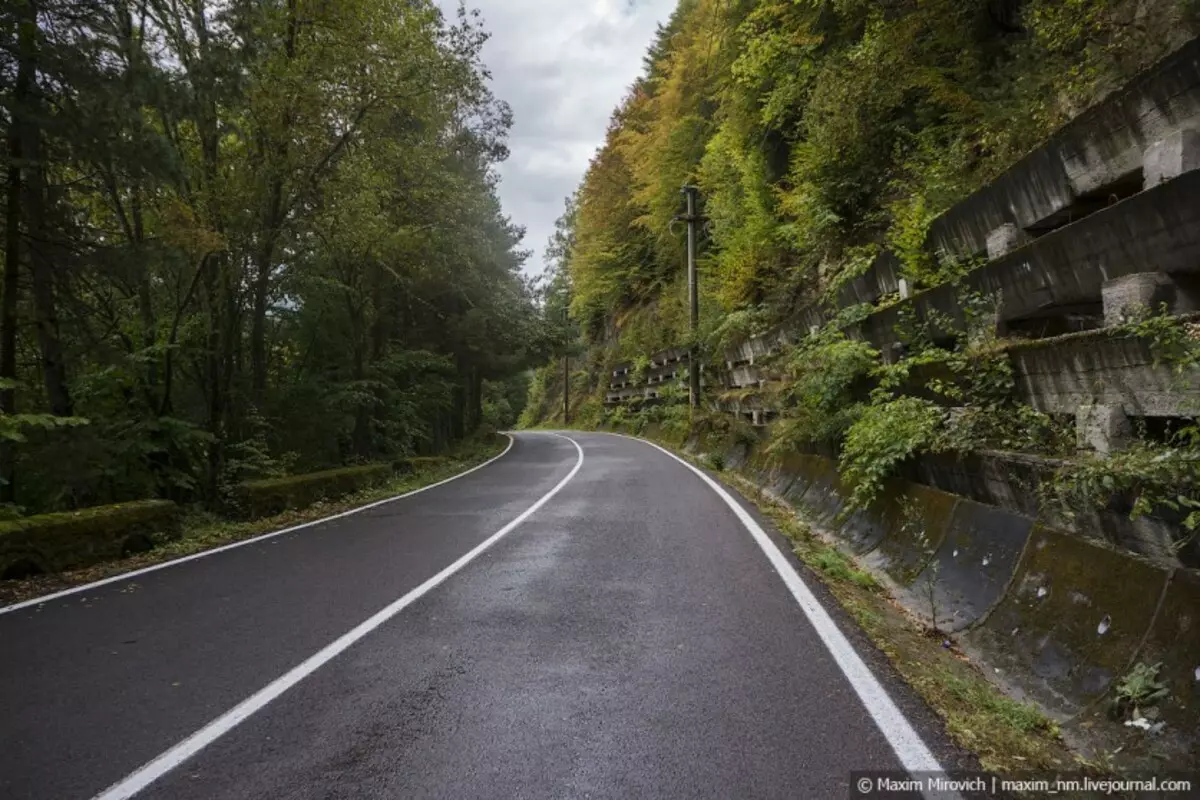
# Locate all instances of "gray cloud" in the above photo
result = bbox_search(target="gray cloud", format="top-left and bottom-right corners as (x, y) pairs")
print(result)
(436, 0), (675, 276)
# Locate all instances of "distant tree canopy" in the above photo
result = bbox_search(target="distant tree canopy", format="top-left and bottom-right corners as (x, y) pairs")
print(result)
(0, 0), (556, 514)
(550, 0), (1198, 355)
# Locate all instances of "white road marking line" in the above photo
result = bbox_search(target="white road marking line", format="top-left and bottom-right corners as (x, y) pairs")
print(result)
(600, 431), (958, 800)
(91, 432), (584, 800)
(1, 434), (518, 616)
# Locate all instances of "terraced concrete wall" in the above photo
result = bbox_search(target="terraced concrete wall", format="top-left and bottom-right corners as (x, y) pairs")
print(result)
(671, 429), (1199, 762)
(739, 40), (1200, 374)
(851, 171), (1200, 356)
(928, 38), (1200, 258)
(605, 347), (693, 405)
(1008, 323), (1200, 418)
(671, 40), (1200, 767)
(899, 450), (1197, 567)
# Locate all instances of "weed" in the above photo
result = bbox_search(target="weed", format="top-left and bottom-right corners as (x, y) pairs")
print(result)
(811, 547), (878, 590)
(936, 668), (1058, 735)
(1113, 662), (1170, 716)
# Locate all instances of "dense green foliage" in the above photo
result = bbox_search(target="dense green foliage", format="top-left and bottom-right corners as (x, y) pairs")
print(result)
(531, 0), (1198, 529)
(539, 0), (1194, 351)
(1, 1), (550, 516)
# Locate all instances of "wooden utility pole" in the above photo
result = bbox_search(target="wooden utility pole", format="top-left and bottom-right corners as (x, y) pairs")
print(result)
(562, 302), (570, 425)
(682, 185), (701, 408)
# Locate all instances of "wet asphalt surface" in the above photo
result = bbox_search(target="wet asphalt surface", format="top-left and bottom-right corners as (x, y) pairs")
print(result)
(0, 431), (967, 799)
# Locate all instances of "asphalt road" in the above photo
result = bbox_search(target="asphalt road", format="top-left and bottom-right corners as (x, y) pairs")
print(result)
(0, 431), (966, 799)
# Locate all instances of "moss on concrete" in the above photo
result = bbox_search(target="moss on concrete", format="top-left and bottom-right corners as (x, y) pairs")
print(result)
(1127, 567), (1200, 766)
(968, 525), (1170, 713)
(0, 500), (180, 578)
(862, 482), (958, 587)
(232, 464), (392, 520)
(911, 500), (1034, 632)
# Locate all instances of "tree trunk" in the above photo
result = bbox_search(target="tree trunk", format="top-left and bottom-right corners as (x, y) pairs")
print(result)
(0, 2), (34, 503)
(202, 252), (225, 499)
(249, 0), (298, 406)
(450, 382), (466, 442)
(16, 0), (72, 418)
(188, 0), (237, 502)
(467, 366), (482, 434)
(25, 176), (72, 416)
(249, 235), (275, 406)
(350, 293), (371, 460)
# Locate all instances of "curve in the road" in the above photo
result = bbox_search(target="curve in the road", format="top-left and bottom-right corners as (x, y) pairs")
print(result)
(610, 433), (946, 777)
(3, 431), (966, 800)
(90, 433), (585, 800)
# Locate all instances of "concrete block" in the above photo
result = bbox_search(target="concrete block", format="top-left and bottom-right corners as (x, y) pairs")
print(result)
(1144, 129), (1200, 189)
(1012, 332), (1200, 419)
(861, 483), (958, 585)
(783, 456), (847, 527)
(1076, 403), (1133, 454)
(966, 525), (1171, 713)
(1129, 569), (1200, 765)
(898, 278), (911, 300)
(909, 500), (1033, 632)
(986, 224), (1032, 260)
(1102, 272), (1200, 326)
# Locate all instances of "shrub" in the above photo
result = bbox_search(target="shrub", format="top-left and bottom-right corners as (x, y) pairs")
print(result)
(0, 500), (179, 579)
(840, 396), (943, 511)
(231, 464), (391, 520)
(768, 332), (876, 456)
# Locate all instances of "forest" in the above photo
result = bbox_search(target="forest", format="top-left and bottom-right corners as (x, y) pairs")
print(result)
(541, 0), (1199, 347)
(1, 0), (557, 517)
(525, 0), (1200, 533)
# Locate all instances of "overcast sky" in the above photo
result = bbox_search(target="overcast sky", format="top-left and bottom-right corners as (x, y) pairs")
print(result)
(436, 0), (677, 277)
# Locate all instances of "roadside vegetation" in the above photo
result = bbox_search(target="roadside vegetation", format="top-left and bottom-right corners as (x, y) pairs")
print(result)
(0, 1), (559, 524)
(585, 422), (1078, 776)
(524, 0), (1200, 558)
(0, 433), (508, 606)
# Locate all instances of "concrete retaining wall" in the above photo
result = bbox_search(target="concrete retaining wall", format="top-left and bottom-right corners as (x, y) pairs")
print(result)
(837, 253), (902, 309)
(900, 450), (1198, 568)
(852, 169), (1200, 356)
(1135, 568), (1200, 761)
(1009, 327), (1200, 418)
(968, 525), (1170, 712)
(674, 38), (1200, 764)
(605, 347), (695, 405)
(670, 429), (1200, 755)
(928, 38), (1200, 259)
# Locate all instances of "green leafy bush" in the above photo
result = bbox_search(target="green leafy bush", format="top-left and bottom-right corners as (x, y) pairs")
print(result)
(768, 331), (877, 455)
(1044, 431), (1200, 533)
(0, 500), (179, 579)
(231, 464), (392, 520)
(1115, 662), (1170, 712)
(840, 396), (944, 511)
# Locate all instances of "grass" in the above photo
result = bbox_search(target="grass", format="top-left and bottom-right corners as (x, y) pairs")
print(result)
(0, 434), (509, 607)
(810, 546), (880, 590)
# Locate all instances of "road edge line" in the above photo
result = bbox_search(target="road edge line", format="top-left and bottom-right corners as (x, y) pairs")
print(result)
(597, 430), (956, 797)
(90, 432), (585, 800)
(0, 434), (518, 616)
